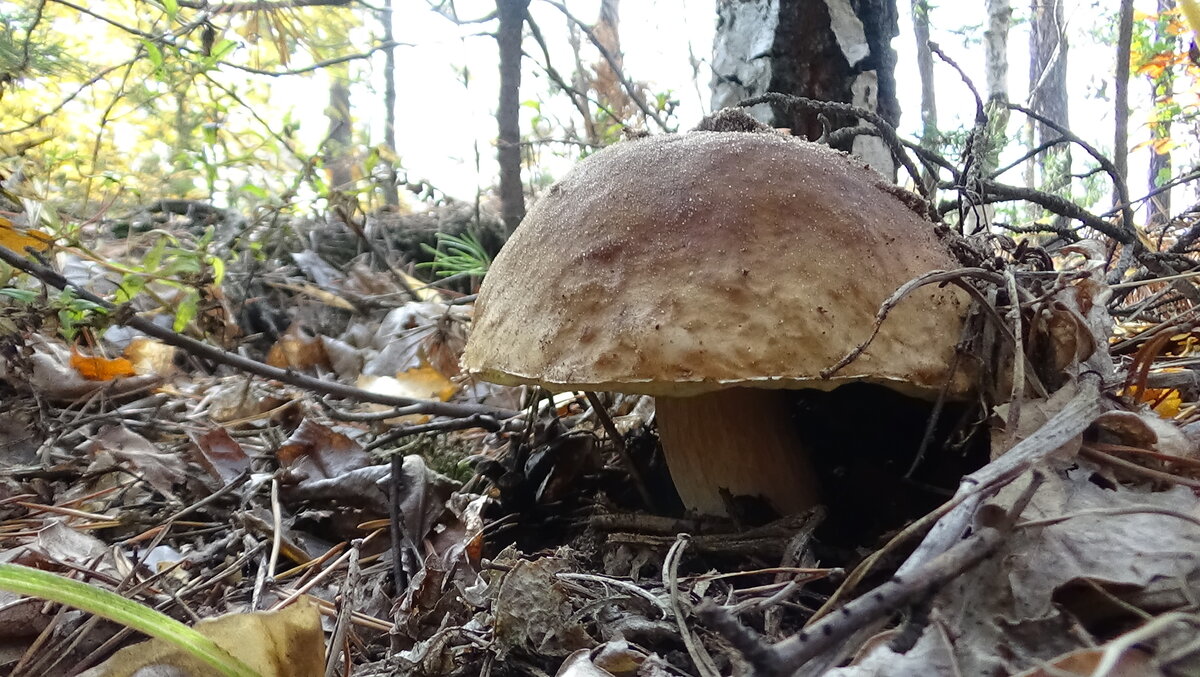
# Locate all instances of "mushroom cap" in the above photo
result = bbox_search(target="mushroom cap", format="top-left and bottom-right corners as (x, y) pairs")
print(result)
(463, 131), (970, 397)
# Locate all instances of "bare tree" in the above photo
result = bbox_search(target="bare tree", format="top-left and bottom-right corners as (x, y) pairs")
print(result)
(325, 64), (355, 191)
(1147, 0), (1174, 227)
(496, 0), (529, 233)
(912, 0), (937, 152)
(1027, 0), (1071, 197)
(711, 0), (901, 177)
(983, 0), (1011, 175)
(1113, 0), (1133, 210)
(380, 0), (401, 208)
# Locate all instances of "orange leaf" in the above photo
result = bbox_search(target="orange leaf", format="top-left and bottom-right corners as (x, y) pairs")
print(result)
(0, 217), (53, 255)
(265, 325), (330, 371)
(1137, 62), (1166, 79)
(70, 346), (136, 380)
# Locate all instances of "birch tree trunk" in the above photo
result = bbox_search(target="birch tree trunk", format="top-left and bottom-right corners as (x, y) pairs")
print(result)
(711, 0), (900, 178)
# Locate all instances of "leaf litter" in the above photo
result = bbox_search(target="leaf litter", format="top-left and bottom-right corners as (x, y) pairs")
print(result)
(1, 170), (1200, 677)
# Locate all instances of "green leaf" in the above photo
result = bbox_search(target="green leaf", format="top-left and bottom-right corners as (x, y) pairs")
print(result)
(143, 237), (169, 271)
(239, 185), (270, 200)
(162, 0), (179, 19)
(0, 288), (37, 303)
(208, 255), (226, 286)
(0, 564), (259, 677)
(174, 288), (199, 332)
(210, 39), (237, 61)
(143, 40), (164, 70)
(114, 274), (146, 305)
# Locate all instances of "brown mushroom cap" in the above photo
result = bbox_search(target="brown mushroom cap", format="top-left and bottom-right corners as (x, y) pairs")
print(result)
(464, 131), (969, 398)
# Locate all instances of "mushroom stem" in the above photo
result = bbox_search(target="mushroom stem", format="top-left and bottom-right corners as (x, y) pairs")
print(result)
(655, 388), (820, 516)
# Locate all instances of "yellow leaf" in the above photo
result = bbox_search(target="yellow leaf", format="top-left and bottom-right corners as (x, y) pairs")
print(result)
(1151, 137), (1178, 154)
(83, 596), (326, 677)
(1152, 388), (1182, 418)
(1182, 0), (1200, 35)
(123, 337), (176, 376)
(395, 365), (458, 401)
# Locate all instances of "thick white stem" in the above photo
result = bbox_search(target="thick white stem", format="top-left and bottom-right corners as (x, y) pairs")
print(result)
(655, 388), (820, 516)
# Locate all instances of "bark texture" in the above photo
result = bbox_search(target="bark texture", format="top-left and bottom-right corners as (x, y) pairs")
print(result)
(1113, 0), (1133, 208)
(983, 0), (1011, 176)
(911, 0), (936, 148)
(1028, 0), (1071, 194)
(496, 0), (529, 234)
(380, 0), (400, 208)
(1147, 0), (1174, 227)
(711, 0), (900, 177)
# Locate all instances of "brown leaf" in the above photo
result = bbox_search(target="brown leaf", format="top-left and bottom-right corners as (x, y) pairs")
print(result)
(276, 419), (370, 481)
(92, 425), (186, 500)
(265, 325), (330, 371)
(189, 427), (251, 485)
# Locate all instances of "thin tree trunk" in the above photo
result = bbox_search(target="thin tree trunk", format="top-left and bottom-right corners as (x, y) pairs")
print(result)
(912, 0), (936, 150)
(1027, 0), (1070, 197)
(983, 0), (1011, 176)
(1147, 0), (1174, 227)
(326, 69), (354, 190)
(496, 0), (529, 234)
(380, 0), (400, 208)
(911, 0), (937, 195)
(1113, 0), (1133, 210)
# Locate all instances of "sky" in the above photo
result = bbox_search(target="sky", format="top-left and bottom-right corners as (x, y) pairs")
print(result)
(22, 0), (1179, 217)
(271, 0), (1177, 217)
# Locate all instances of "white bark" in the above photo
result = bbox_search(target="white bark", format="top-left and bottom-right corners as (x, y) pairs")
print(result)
(984, 0), (1011, 102)
(710, 0), (778, 123)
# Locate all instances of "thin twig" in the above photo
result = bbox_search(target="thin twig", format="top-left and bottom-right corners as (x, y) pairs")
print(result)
(736, 92), (930, 204)
(664, 535), (721, 677)
(756, 473), (1043, 674)
(584, 391), (655, 510)
(541, 0), (670, 132)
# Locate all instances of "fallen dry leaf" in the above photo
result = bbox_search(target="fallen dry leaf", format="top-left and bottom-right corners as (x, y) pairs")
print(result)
(276, 419), (370, 481)
(78, 596), (326, 677)
(189, 427), (251, 485)
(70, 346), (136, 381)
(265, 324), (331, 371)
(123, 337), (176, 377)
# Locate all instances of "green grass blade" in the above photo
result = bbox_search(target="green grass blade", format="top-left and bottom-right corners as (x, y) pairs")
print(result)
(0, 563), (260, 677)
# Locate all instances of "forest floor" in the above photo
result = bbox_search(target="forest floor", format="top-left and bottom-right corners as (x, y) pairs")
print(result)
(1, 195), (1200, 677)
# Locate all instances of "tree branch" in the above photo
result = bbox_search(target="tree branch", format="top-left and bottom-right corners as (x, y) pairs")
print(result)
(541, 0), (670, 132)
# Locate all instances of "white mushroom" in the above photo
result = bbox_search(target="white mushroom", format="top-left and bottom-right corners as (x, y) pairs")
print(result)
(464, 131), (970, 516)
